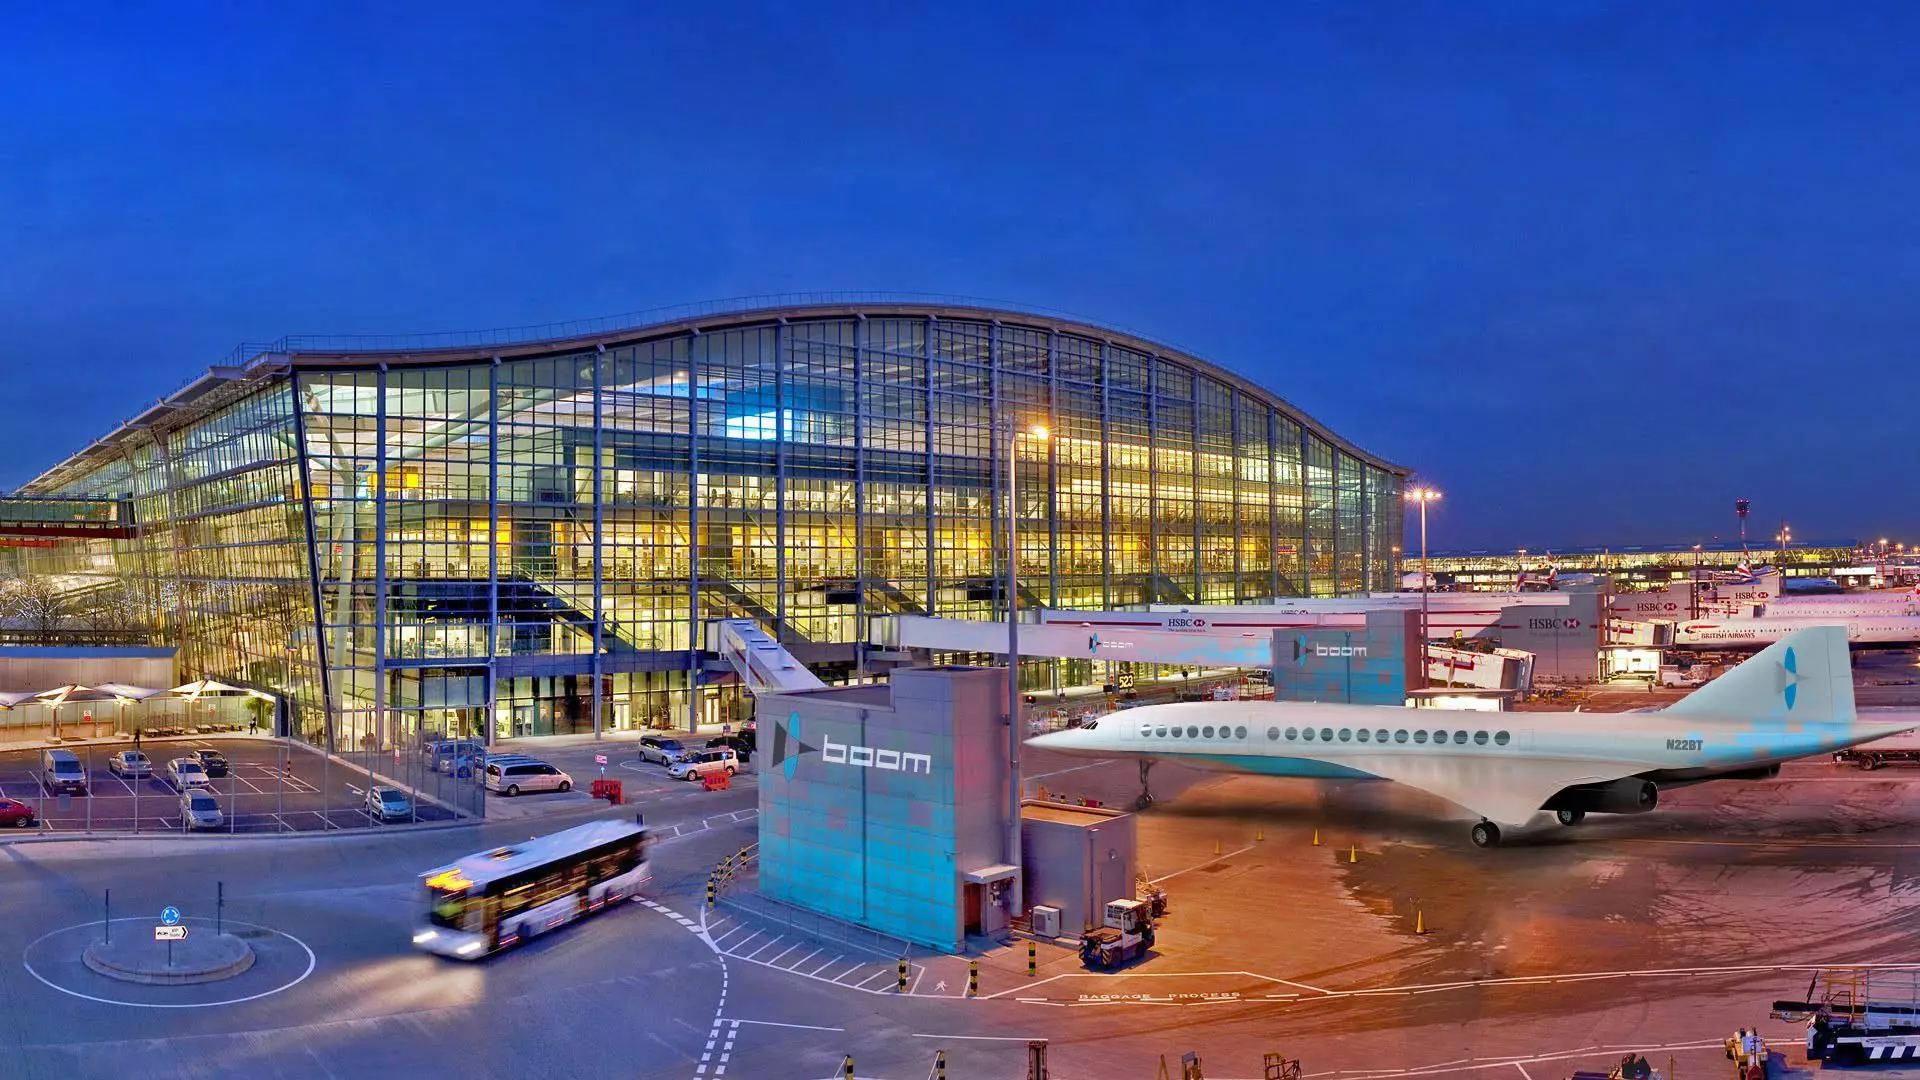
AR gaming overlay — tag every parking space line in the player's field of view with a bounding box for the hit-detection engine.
[741,935,785,960]
[715,928,757,950]
[852,969,891,990]
[785,948,822,971]
[806,955,841,977]
[766,942,805,966]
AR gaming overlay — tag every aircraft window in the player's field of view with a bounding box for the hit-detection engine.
[1413,730,1429,744]
[1267,727,1280,741]
[1285,727,1298,740]
[1187,726,1199,738]
[1473,730,1488,745]
[1394,730,1408,743]
[1356,729,1371,742]
[1453,731,1469,745]
[1084,719,1099,730]
[1203,726,1215,738]
[1320,728,1334,742]
[1302,728,1316,741]
[1158,726,1169,737]
[1376,729,1390,743]
[1234,726,1247,739]
[1494,730,1511,746]
[1337,729,1352,742]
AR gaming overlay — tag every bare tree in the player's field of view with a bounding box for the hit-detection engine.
[0,575,70,638]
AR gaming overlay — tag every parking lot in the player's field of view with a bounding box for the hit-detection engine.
[0,737,479,834]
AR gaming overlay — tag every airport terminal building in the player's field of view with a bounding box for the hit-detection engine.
[11,298,1408,748]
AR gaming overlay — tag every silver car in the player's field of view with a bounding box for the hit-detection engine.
[108,750,152,779]
[180,790,224,830]
[167,758,211,789]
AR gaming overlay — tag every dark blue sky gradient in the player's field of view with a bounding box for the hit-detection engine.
[3,2,1917,550]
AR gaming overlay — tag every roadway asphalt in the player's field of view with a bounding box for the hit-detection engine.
[6,660,1920,1079]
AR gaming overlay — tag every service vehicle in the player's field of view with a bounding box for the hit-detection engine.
[1080,898,1156,969]
[1832,727,1920,770]
[180,790,224,830]
[484,759,573,796]
[1774,967,1920,1063]
[668,747,739,782]
[107,750,152,779]
[41,749,87,795]
[414,818,654,959]
[638,735,690,765]
[367,786,414,821]
[0,797,36,828]
[167,758,212,789]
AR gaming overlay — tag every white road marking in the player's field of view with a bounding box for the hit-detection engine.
[20,917,316,1009]
[910,1033,1047,1041]
[718,1018,844,1032]
[1513,1064,1534,1080]
[1149,844,1257,884]
[1026,760,1114,781]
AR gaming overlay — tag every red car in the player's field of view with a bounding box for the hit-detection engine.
[0,798,36,828]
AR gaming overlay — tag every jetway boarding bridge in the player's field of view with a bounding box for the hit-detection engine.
[709,619,827,695]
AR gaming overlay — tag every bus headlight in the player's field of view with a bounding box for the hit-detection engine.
[413,930,439,944]
[456,941,484,956]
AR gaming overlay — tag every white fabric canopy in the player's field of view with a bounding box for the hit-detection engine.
[169,679,249,698]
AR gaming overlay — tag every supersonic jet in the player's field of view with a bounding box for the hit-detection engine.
[1027,625,1913,847]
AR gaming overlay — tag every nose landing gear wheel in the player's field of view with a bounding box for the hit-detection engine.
[1555,809,1586,826]
[1471,820,1502,848]
[1134,758,1157,810]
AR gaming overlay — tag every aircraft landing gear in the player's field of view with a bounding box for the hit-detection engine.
[1555,809,1586,826]
[1470,820,1502,848]
[1135,759,1156,810]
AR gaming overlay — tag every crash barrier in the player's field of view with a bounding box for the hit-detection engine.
[709,842,760,906]
[589,779,623,804]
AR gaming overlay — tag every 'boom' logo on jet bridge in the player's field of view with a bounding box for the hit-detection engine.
[823,735,932,775]
[1292,636,1368,662]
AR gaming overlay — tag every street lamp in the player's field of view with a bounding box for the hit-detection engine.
[1004,418,1047,917]
[1404,486,1441,688]
[1691,544,1703,619]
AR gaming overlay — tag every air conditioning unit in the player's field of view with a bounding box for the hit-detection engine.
[1030,905,1061,938]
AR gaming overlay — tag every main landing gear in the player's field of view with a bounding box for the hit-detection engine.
[1135,759,1156,810]
[1555,809,1587,827]
[1470,820,1502,848]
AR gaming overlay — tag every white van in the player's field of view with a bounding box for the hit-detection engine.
[42,749,87,795]
[484,759,574,797]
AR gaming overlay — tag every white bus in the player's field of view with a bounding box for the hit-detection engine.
[414,818,654,959]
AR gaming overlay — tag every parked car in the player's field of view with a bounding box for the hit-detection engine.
[707,735,753,762]
[180,790,224,830]
[428,738,486,774]
[41,749,87,795]
[484,760,573,797]
[108,750,152,779]
[639,735,690,765]
[669,747,740,782]
[190,749,230,778]
[0,797,36,828]
[167,758,212,790]
[366,786,413,821]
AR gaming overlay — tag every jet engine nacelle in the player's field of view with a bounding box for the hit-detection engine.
[1542,778,1659,816]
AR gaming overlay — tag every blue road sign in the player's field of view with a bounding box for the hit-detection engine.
[160,906,181,926]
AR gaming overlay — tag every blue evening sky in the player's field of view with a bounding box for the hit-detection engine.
[2,2,1916,551]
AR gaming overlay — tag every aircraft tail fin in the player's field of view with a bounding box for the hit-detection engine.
[1663,624,1854,724]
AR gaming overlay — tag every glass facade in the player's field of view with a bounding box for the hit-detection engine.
[17,303,1408,748]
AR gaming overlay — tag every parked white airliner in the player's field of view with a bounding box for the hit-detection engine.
[1672,615,1920,651]
[1028,626,1911,847]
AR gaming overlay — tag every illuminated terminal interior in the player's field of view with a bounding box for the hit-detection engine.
[5,298,1408,748]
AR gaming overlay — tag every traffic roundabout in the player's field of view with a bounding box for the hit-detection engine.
[23,916,315,1008]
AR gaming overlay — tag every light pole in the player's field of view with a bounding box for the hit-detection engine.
[1405,486,1441,689]
[1691,544,1703,619]
[1004,418,1047,917]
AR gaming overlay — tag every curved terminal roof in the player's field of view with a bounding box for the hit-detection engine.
[27,293,1409,492]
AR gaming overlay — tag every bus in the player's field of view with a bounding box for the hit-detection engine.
[414,818,654,959]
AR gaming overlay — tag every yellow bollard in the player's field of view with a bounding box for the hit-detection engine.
[935,1049,947,1080]
[1256,828,1264,842]
[1213,839,1221,855]
[967,959,979,997]
[898,957,909,993]
[842,1055,854,1079]
[1349,844,1357,863]
[1415,909,1425,934]
[1028,940,1037,977]
[706,878,716,908]
[1312,829,1320,846]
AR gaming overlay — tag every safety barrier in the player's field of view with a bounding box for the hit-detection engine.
[708,842,760,907]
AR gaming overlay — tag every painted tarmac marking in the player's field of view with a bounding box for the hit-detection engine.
[1026,760,1114,782]
[983,969,1328,1001]
[1512,1064,1535,1080]
[1150,844,1257,884]
[1316,1038,1734,1079]
[718,1018,845,1032]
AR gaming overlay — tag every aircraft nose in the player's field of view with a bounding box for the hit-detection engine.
[1026,728,1080,750]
